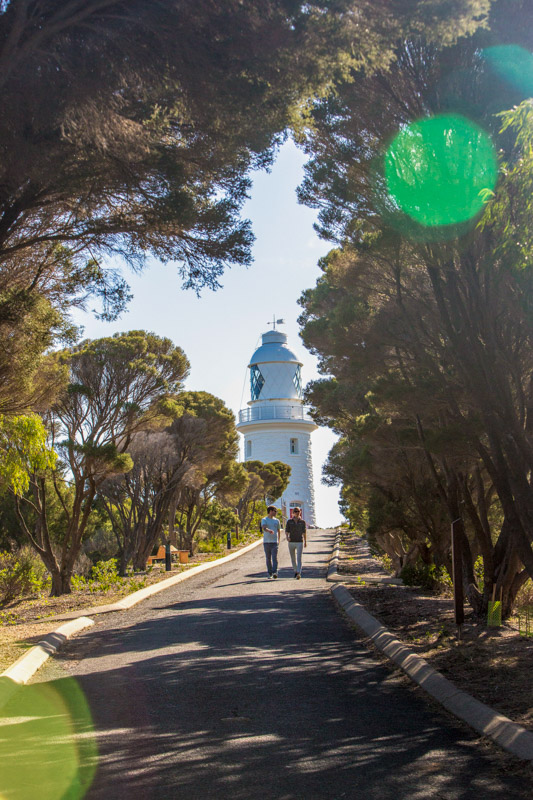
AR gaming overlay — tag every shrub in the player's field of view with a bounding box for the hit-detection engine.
[90,559,121,592]
[400,561,451,591]
[71,558,122,593]
[0,549,44,605]
[197,537,224,554]
[380,553,393,574]
[17,546,51,592]
[71,574,88,592]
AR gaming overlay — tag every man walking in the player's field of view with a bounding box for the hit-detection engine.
[261,505,281,579]
[285,507,307,579]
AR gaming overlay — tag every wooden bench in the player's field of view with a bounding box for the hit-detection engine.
[147,545,188,566]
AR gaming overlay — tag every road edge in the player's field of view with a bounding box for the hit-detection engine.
[0,537,263,705]
[327,531,403,585]
[329,538,533,763]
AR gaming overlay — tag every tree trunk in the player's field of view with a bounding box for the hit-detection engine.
[50,569,72,596]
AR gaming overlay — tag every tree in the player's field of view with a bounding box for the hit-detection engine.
[14,331,189,594]
[297,3,533,615]
[99,407,229,573]
[235,471,265,535]
[0,0,491,302]
[0,1,494,500]
[203,503,239,544]
[235,460,291,534]
[172,391,246,551]
[244,460,291,504]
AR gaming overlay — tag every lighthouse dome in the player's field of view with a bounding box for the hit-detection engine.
[248,330,303,402]
[248,330,302,367]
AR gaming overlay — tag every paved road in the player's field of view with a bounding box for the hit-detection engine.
[31,530,528,799]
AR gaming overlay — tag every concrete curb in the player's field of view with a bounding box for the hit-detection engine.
[0,616,94,711]
[331,582,533,763]
[0,537,263,702]
[327,531,403,586]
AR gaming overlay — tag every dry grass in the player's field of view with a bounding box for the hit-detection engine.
[339,532,533,732]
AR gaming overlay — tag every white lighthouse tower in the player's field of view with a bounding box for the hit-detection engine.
[236,324,317,525]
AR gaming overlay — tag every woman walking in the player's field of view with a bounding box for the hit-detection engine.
[285,507,307,579]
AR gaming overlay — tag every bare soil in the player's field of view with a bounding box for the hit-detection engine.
[0,536,259,673]
[338,532,533,732]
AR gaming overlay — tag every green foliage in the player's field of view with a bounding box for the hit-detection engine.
[244,460,291,503]
[0,288,70,415]
[0,549,49,606]
[474,556,485,593]
[71,559,122,593]
[251,502,268,535]
[297,4,533,606]
[83,526,119,565]
[0,414,56,495]
[203,503,239,539]
[400,561,451,592]
[197,537,225,554]
[0,1,488,306]
[90,559,121,592]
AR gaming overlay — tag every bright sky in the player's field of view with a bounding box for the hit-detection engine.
[72,139,343,527]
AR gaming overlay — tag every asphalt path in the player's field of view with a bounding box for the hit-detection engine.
[33,529,528,800]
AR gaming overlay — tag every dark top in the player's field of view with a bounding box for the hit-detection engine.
[285,517,307,542]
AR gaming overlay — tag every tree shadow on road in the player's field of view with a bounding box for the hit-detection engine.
[22,585,532,800]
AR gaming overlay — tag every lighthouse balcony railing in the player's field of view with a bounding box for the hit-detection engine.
[238,405,314,424]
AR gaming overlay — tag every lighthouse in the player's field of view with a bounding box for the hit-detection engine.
[236,325,317,525]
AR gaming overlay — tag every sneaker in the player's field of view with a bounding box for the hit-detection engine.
[272,573,278,579]
[294,573,298,578]
[296,573,301,580]
[268,574,273,579]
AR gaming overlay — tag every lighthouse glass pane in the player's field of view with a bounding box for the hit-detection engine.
[293,366,302,397]
[250,365,265,400]
[290,438,299,454]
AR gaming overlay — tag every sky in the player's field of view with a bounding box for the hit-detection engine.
[71,139,343,527]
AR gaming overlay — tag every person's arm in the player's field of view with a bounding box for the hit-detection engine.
[277,519,281,544]
[303,521,307,547]
[285,519,290,541]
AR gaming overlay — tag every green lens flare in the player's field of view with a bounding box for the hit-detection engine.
[384,114,497,227]
[483,45,533,98]
[0,677,97,800]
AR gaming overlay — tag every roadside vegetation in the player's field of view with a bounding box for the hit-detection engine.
[337,531,533,737]
[0,344,289,602]
[2,0,533,691]
[298,0,533,620]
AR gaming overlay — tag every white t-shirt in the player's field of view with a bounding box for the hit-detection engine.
[261,516,280,543]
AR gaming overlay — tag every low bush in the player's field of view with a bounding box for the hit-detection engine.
[71,558,122,593]
[0,548,49,606]
[400,561,451,591]
[91,558,122,591]
[197,537,224,554]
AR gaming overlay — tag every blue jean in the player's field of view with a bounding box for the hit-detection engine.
[263,542,279,575]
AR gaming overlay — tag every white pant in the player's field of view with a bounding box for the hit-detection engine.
[288,541,303,574]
